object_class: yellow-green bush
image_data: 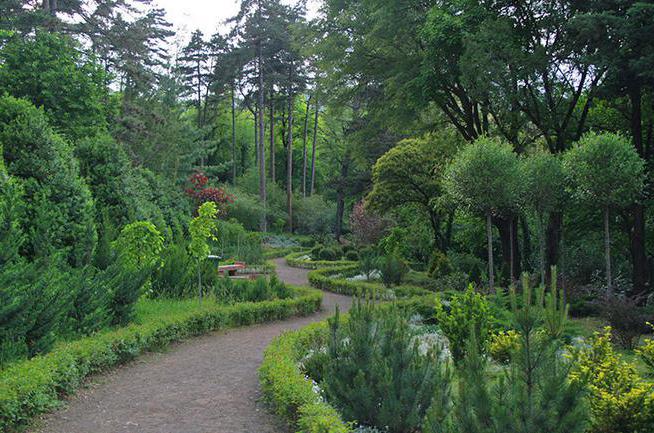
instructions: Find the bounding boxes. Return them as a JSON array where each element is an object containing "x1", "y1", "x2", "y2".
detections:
[
  {"x1": 489, "y1": 329, "x2": 520, "y2": 364},
  {"x1": 0, "y1": 288, "x2": 322, "y2": 432},
  {"x1": 569, "y1": 327, "x2": 654, "y2": 433},
  {"x1": 635, "y1": 323, "x2": 654, "y2": 372}
]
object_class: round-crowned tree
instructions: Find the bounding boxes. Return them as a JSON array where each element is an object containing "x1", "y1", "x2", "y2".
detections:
[
  {"x1": 564, "y1": 132, "x2": 645, "y2": 293},
  {"x1": 445, "y1": 136, "x2": 521, "y2": 290}
]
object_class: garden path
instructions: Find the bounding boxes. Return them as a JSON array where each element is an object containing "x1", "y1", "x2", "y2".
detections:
[{"x1": 31, "y1": 258, "x2": 352, "y2": 433}]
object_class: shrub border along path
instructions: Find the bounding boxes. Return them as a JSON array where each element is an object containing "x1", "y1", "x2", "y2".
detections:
[
  {"x1": 285, "y1": 251, "x2": 357, "y2": 270},
  {"x1": 9, "y1": 258, "x2": 351, "y2": 433}
]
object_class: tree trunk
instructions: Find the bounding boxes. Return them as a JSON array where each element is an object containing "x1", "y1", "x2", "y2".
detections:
[
  {"x1": 538, "y1": 212, "x2": 546, "y2": 287},
  {"x1": 257, "y1": 42, "x2": 266, "y2": 232},
  {"x1": 605, "y1": 206, "x2": 612, "y2": 294},
  {"x1": 628, "y1": 83, "x2": 649, "y2": 296},
  {"x1": 335, "y1": 156, "x2": 350, "y2": 241},
  {"x1": 301, "y1": 95, "x2": 312, "y2": 197},
  {"x1": 310, "y1": 97, "x2": 319, "y2": 195},
  {"x1": 197, "y1": 264, "x2": 202, "y2": 305},
  {"x1": 545, "y1": 211, "x2": 563, "y2": 286},
  {"x1": 487, "y1": 212, "x2": 494, "y2": 292},
  {"x1": 509, "y1": 217, "x2": 515, "y2": 287},
  {"x1": 286, "y1": 64, "x2": 294, "y2": 233},
  {"x1": 231, "y1": 84, "x2": 236, "y2": 185},
  {"x1": 269, "y1": 92, "x2": 275, "y2": 184}
]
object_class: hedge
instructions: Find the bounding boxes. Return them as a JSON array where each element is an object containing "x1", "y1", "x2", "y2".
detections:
[
  {"x1": 285, "y1": 251, "x2": 357, "y2": 270},
  {"x1": 259, "y1": 295, "x2": 439, "y2": 433},
  {"x1": 308, "y1": 265, "x2": 433, "y2": 298},
  {"x1": 263, "y1": 246, "x2": 305, "y2": 259},
  {"x1": 259, "y1": 321, "x2": 352, "y2": 433},
  {"x1": 0, "y1": 287, "x2": 322, "y2": 432}
]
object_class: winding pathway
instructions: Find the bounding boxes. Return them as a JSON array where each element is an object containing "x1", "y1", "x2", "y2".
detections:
[{"x1": 31, "y1": 258, "x2": 352, "y2": 433}]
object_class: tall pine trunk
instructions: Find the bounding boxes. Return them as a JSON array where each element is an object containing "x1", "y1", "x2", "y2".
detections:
[
  {"x1": 257, "y1": 41, "x2": 266, "y2": 232},
  {"x1": 301, "y1": 95, "x2": 312, "y2": 197},
  {"x1": 487, "y1": 212, "x2": 494, "y2": 291},
  {"x1": 310, "y1": 98, "x2": 319, "y2": 195},
  {"x1": 231, "y1": 84, "x2": 236, "y2": 185},
  {"x1": 605, "y1": 206, "x2": 612, "y2": 294},
  {"x1": 286, "y1": 65, "x2": 294, "y2": 232},
  {"x1": 270, "y1": 92, "x2": 275, "y2": 184}
]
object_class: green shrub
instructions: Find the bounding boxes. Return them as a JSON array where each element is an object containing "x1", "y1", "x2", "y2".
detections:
[
  {"x1": 488, "y1": 329, "x2": 520, "y2": 364},
  {"x1": 434, "y1": 285, "x2": 494, "y2": 362},
  {"x1": 319, "y1": 247, "x2": 341, "y2": 261},
  {"x1": 377, "y1": 254, "x2": 408, "y2": 287},
  {"x1": 151, "y1": 237, "x2": 194, "y2": 298},
  {"x1": 285, "y1": 251, "x2": 356, "y2": 270},
  {"x1": 0, "y1": 288, "x2": 322, "y2": 432},
  {"x1": 428, "y1": 250, "x2": 452, "y2": 278},
  {"x1": 344, "y1": 250, "x2": 359, "y2": 261},
  {"x1": 320, "y1": 300, "x2": 450, "y2": 433},
  {"x1": 104, "y1": 263, "x2": 152, "y2": 326},
  {"x1": 636, "y1": 323, "x2": 654, "y2": 372},
  {"x1": 569, "y1": 327, "x2": 654, "y2": 433}
]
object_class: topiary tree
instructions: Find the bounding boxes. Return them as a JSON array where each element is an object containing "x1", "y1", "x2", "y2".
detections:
[
  {"x1": 564, "y1": 132, "x2": 645, "y2": 293},
  {"x1": 445, "y1": 136, "x2": 521, "y2": 290},
  {"x1": 522, "y1": 151, "x2": 566, "y2": 285},
  {"x1": 189, "y1": 201, "x2": 219, "y2": 303}
]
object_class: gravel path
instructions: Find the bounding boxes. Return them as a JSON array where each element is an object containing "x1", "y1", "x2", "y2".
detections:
[{"x1": 31, "y1": 258, "x2": 352, "y2": 433}]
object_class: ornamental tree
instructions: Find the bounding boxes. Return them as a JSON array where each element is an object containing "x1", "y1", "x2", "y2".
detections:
[
  {"x1": 185, "y1": 171, "x2": 235, "y2": 214},
  {"x1": 189, "y1": 201, "x2": 219, "y2": 303},
  {"x1": 349, "y1": 200, "x2": 389, "y2": 246},
  {"x1": 113, "y1": 221, "x2": 164, "y2": 272},
  {"x1": 445, "y1": 136, "x2": 521, "y2": 290},
  {"x1": 564, "y1": 132, "x2": 645, "y2": 293},
  {"x1": 367, "y1": 131, "x2": 459, "y2": 251}
]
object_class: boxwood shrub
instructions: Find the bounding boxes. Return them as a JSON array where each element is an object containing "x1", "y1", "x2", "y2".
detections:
[
  {"x1": 285, "y1": 251, "x2": 356, "y2": 270},
  {"x1": 0, "y1": 287, "x2": 322, "y2": 432}
]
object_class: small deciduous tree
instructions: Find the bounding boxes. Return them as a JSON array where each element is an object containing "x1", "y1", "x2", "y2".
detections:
[
  {"x1": 189, "y1": 201, "x2": 218, "y2": 303},
  {"x1": 112, "y1": 221, "x2": 164, "y2": 272},
  {"x1": 349, "y1": 200, "x2": 389, "y2": 246},
  {"x1": 564, "y1": 132, "x2": 645, "y2": 293},
  {"x1": 445, "y1": 137, "x2": 521, "y2": 290}
]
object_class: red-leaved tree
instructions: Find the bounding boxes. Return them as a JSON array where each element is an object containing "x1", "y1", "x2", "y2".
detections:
[
  {"x1": 185, "y1": 171, "x2": 235, "y2": 214},
  {"x1": 349, "y1": 200, "x2": 389, "y2": 246}
]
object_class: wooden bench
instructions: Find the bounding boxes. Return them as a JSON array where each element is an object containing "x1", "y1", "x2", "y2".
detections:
[{"x1": 217, "y1": 262, "x2": 247, "y2": 277}]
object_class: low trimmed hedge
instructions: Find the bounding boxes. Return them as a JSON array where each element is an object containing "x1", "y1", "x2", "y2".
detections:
[
  {"x1": 0, "y1": 287, "x2": 322, "y2": 432},
  {"x1": 308, "y1": 265, "x2": 433, "y2": 298},
  {"x1": 263, "y1": 246, "x2": 304, "y2": 259},
  {"x1": 259, "y1": 321, "x2": 351, "y2": 433},
  {"x1": 285, "y1": 251, "x2": 357, "y2": 270}
]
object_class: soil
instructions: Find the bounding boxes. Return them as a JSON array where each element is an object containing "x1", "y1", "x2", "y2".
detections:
[{"x1": 31, "y1": 258, "x2": 351, "y2": 433}]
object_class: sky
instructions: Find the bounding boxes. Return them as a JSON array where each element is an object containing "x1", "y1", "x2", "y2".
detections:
[{"x1": 153, "y1": 0, "x2": 321, "y2": 47}]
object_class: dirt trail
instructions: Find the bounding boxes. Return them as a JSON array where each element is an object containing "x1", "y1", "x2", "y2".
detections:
[{"x1": 32, "y1": 258, "x2": 351, "y2": 433}]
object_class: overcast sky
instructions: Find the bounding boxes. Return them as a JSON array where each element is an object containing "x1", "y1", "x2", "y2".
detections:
[{"x1": 153, "y1": 0, "x2": 321, "y2": 47}]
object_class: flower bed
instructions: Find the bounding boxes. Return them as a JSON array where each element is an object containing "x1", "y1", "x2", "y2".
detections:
[
  {"x1": 308, "y1": 265, "x2": 433, "y2": 298},
  {"x1": 285, "y1": 251, "x2": 357, "y2": 270},
  {"x1": 0, "y1": 287, "x2": 322, "y2": 432}
]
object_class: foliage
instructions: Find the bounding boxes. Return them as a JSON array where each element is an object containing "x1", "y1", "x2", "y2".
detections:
[
  {"x1": 294, "y1": 194, "x2": 337, "y2": 236},
  {"x1": 349, "y1": 200, "x2": 388, "y2": 246},
  {"x1": 543, "y1": 266, "x2": 569, "y2": 339},
  {"x1": 635, "y1": 323, "x2": 654, "y2": 373},
  {"x1": 488, "y1": 330, "x2": 520, "y2": 364},
  {"x1": 428, "y1": 279, "x2": 588, "y2": 433},
  {"x1": 0, "y1": 153, "x2": 24, "y2": 265},
  {"x1": 358, "y1": 248, "x2": 379, "y2": 281},
  {"x1": 150, "y1": 236, "x2": 195, "y2": 299},
  {"x1": 185, "y1": 171, "x2": 234, "y2": 213},
  {"x1": 259, "y1": 322, "x2": 351, "y2": 433},
  {"x1": 564, "y1": 132, "x2": 645, "y2": 210},
  {"x1": 285, "y1": 251, "x2": 355, "y2": 270},
  {"x1": 428, "y1": 250, "x2": 452, "y2": 278},
  {"x1": 189, "y1": 201, "x2": 219, "y2": 299},
  {"x1": 112, "y1": 221, "x2": 164, "y2": 272},
  {"x1": 434, "y1": 285, "x2": 494, "y2": 362},
  {"x1": 377, "y1": 254, "x2": 408, "y2": 287},
  {"x1": 569, "y1": 327, "x2": 654, "y2": 433},
  {"x1": 215, "y1": 219, "x2": 264, "y2": 264},
  {"x1": 596, "y1": 294, "x2": 652, "y2": 349},
  {"x1": 0, "y1": 288, "x2": 322, "y2": 432},
  {"x1": 0, "y1": 32, "x2": 107, "y2": 140},
  {"x1": 213, "y1": 275, "x2": 292, "y2": 304},
  {"x1": 0, "y1": 96, "x2": 97, "y2": 266},
  {"x1": 321, "y1": 300, "x2": 450, "y2": 433}
]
